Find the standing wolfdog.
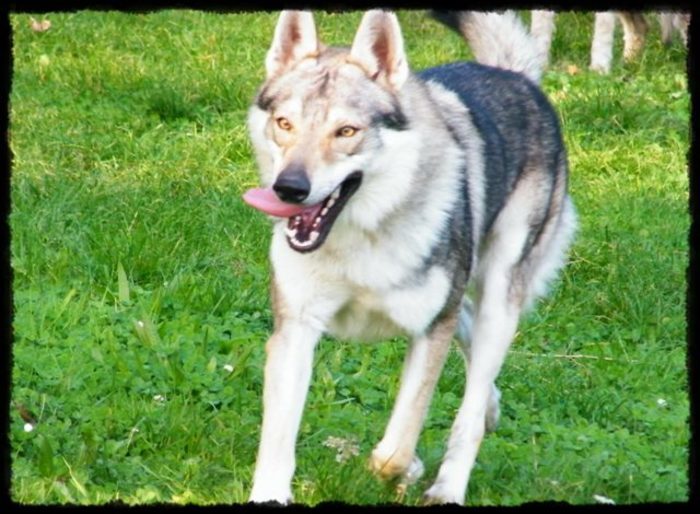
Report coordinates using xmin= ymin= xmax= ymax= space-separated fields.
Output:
xmin=243 ymin=10 xmax=576 ymax=505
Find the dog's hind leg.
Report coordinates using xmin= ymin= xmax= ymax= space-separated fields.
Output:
xmin=424 ymin=260 xmax=524 ymax=505
xmin=249 ymin=321 xmax=322 ymax=504
xmin=369 ymin=309 xmax=457 ymax=484
xmin=454 ymin=298 xmax=502 ymax=434
xmin=424 ymin=168 xmax=574 ymax=505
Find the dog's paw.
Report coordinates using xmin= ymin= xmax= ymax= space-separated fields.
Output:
xmin=589 ymin=61 xmax=611 ymax=74
xmin=401 ymin=456 xmax=425 ymax=485
xmin=485 ymin=384 xmax=502 ymax=433
xmin=247 ymin=498 xmax=291 ymax=507
xmin=249 ymin=487 xmax=292 ymax=505
xmin=394 ymin=456 xmax=425 ymax=502
xmin=369 ymin=445 xmax=415 ymax=480
xmin=422 ymin=481 xmax=464 ymax=506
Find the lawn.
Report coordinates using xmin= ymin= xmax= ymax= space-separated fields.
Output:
xmin=9 ymin=10 xmax=689 ymax=505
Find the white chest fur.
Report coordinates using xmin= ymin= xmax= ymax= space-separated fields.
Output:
xmin=327 ymin=265 xmax=451 ymax=340
xmin=271 ymin=226 xmax=451 ymax=340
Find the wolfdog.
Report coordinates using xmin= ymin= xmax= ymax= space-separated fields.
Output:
xmin=243 ymin=10 xmax=577 ymax=504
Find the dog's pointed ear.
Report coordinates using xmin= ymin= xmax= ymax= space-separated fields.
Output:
xmin=349 ymin=10 xmax=409 ymax=90
xmin=266 ymin=11 xmax=319 ymax=79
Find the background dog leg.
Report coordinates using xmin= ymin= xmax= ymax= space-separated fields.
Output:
xmin=659 ymin=12 xmax=675 ymax=45
xmin=675 ymin=13 xmax=689 ymax=46
xmin=530 ymin=10 xmax=556 ymax=69
xmin=659 ymin=12 xmax=689 ymax=46
xmin=590 ymin=12 xmax=617 ymax=73
xmin=619 ymin=12 xmax=648 ymax=62
xmin=369 ymin=310 xmax=457 ymax=484
xmin=249 ymin=323 xmax=321 ymax=504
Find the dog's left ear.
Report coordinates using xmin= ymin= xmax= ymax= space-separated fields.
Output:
xmin=266 ymin=11 xmax=319 ymax=79
xmin=349 ymin=10 xmax=409 ymax=91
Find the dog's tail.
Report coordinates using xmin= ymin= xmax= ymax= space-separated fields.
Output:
xmin=431 ymin=10 xmax=543 ymax=85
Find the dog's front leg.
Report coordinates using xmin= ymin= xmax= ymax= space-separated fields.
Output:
xmin=249 ymin=321 xmax=321 ymax=504
xmin=369 ymin=309 xmax=457 ymax=484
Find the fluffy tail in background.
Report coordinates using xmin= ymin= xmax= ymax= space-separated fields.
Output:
xmin=431 ymin=10 xmax=544 ymax=85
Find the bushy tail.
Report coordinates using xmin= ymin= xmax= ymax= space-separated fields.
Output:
xmin=431 ymin=10 xmax=543 ymax=85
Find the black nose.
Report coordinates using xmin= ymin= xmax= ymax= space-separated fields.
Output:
xmin=273 ymin=166 xmax=310 ymax=204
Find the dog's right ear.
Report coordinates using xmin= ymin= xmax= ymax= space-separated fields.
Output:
xmin=265 ymin=11 xmax=319 ymax=79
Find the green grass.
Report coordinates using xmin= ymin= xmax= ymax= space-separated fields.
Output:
xmin=10 ymin=10 xmax=689 ymax=505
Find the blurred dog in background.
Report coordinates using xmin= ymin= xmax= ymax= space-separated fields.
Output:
xmin=531 ymin=11 xmax=689 ymax=73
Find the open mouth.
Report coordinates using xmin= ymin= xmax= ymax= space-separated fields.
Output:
xmin=284 ymin=171 xmax=362 ymax=252
xmin=243 ymin=171 xmax=363 ymax=253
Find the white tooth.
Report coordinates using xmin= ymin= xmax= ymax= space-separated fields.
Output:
xmin=321 ymin=207 xmax=329 ymax=216
xmin=310 ymin=231 xmax=319 ymax=242
xmin=290 ymin=233 xmax=307 ymax=246
xmin=285 ymin=227 xmax=297 ymax=238
xmin=331 ymin=188 xmax=341 ymax=200
xmin=326 ymin=197 xmax=335 ymax=208
xmin=313 ymin=218 xmax=321 ymax=227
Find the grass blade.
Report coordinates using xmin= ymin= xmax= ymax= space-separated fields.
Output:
xmin=117 ymin=262 xmax=130 ymax=304
xmin=36 ymin=436 xmax=55 ymax=478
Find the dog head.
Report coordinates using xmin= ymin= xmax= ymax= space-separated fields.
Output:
xmin=246 ymin=10 xmax=415 ymax=253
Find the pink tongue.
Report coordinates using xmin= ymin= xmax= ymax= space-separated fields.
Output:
xmin=243 ymin=187 xmax=308 ymax=218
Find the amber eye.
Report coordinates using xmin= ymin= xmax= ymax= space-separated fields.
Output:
xmin=276 ymin=117 xmax=293 ymax=131
xmin=336 ymin=126 xmax=358 ymax=138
